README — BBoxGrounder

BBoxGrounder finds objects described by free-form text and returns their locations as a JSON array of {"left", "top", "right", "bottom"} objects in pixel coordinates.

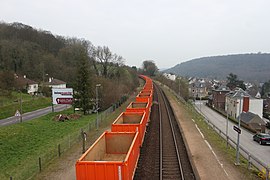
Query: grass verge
[
  {"left": 0, "top": 92, "right": 137, "bottom": 180},
  {"left": 0, "top": 108, "right": 95, "bottom": 179},
  {"left": 0, "top": 92, "right": 51, "bottom": 119}
]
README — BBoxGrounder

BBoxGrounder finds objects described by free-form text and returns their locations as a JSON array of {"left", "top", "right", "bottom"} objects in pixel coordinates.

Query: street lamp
[
  {"left": 235, "top": 93, "right": 243, "bottom": 165},
  {"left": 96, "top": 84, "right": 101, "bottom": 130}
]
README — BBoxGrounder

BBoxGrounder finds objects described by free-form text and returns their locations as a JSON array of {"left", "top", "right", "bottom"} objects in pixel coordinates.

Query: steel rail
[{"left": 155, "top": 83, "right": 185, "bottom": 180}]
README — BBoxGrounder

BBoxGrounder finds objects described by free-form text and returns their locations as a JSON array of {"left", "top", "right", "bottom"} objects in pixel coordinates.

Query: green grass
[
  {"left": 0, "top": 91, "right": 30, "bottom": 106},
  {"left": 0, "top": 90, "right": 137, "bottom": 180},
  {"left": 0, "top": 92, "right": 51, "bottom": 119},
  {"left": 0, "top": 109, "right": 96, "bottom": 179}
]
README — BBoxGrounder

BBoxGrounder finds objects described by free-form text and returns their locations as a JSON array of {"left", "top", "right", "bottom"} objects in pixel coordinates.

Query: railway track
[
  {"left": 158, "top": 84, "right": 184, "bottom": 179},
  {"left": 134, "top": 83, "right": 195, "bottom": 180}
]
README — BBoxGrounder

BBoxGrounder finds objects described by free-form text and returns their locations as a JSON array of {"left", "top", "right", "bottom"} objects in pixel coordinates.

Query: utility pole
[
  {"left": 96, "top": 84, "right": 101, "bottom": 130},
  {"left": 226, "top": 102, "right": 229, "bottom": 148},
  {"left": 235, "top": 93, "right": 243, "bottom": 165}
]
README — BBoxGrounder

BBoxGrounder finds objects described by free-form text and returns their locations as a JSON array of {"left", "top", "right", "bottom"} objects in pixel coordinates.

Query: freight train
[{"left": 76, "top": 75, "right": 153, "bottom": 180}]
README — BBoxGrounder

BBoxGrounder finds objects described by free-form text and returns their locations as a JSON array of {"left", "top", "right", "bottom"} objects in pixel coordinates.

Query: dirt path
[{"left": 166, "top": 92, "right": 258, "bottom": 180}]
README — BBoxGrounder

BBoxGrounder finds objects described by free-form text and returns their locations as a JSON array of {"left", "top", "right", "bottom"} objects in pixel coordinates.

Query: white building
[
  {"left": 225, "top": 88, "right": 263, "bottom": 119},
  {"left": 16, "top": 75, "right": 39, "bottom": 95},
  {"left": 163, "top": 73, "right": 176, "bottom": 81}
]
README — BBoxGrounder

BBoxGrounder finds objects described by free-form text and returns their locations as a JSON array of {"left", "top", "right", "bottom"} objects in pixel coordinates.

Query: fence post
[
  {"left": 69, "top": 135, "right": 71, "bottom": 148},
  {"left": 266, "top": 167, "right": 269, "bottom": 180},
  {"left": 247, "top": 154, "right": 251, "bottom": 169},
  {"left": 39, "top": 157, "right": 42, "bottom": 172},
  {"left": 81, "top": 129, "right": 86, "bottom": 154},
  {"left": 226, "top": 136, "right": 229, "bottom": 149},
  {"left": 58, "top": 144, "right": 61, "bottom": 157}
]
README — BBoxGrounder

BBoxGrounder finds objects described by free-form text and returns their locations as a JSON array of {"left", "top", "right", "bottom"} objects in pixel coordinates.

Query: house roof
[
  {"left": 226, "top": 88, "right": 251, "bottom": 99},
  {"left": 246, "top": 86, "right": 261, "bottom": 98},
  {"left": 249, "top": 123, "right": 262, "bottom": 130},
  {"left": 213, "top": 85, "right": 230, "bottom": 92},
  {"left": 44, "top": 78, "right": 66, "bottom": 86},
  {"left": 16, "top": 76, "right": 37, "bottom": 85},
  {"left": 240, "top": 112, "right": 266, "bottom": 125}
]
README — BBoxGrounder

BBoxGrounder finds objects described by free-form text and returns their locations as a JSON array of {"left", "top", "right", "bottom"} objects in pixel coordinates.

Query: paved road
[
  {"left": 194, "top": 101, "right": 270, "bottom": 169},
  {"left": 0, "top": 104, "right": 71, "bottom": 127}
]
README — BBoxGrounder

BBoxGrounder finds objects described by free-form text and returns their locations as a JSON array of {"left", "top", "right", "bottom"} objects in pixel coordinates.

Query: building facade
[
  {"left": 226, "top": 88, "right": 263, "bottom": 119},
  {"left": 212, "top": 86, "right": 230, "bottom": 111}
]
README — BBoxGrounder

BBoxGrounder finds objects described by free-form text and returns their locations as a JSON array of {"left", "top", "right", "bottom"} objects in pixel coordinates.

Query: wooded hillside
[
  {"left": 0, "top": 22, "right": 139, "bottom": 110},
  {"left": 164, "top": 54, "right": 270, "bottom": 82}
]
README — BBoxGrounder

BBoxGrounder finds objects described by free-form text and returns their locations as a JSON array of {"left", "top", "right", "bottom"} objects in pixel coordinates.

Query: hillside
[
  {"left": 164, "top": 54, "right": 270, "bottom": 82},
  {"left": 0, "top": 22, "right": 139, "bottom": 110}
]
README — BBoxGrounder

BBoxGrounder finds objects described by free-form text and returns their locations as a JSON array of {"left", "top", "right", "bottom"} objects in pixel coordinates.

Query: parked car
[{"left": 253, "top": 133, "right": 270, "bottom": 145}]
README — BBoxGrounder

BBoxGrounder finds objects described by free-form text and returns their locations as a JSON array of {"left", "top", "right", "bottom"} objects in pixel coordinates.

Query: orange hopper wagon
[
  {"left": 135, "top": 92, "right": 153, "bottom": 106},
  {"left": 76, "top": 131, "right": 140, "bottom": 180},
  {"left": 111, "top": 111, "right": 147, "bottom": 146},
  {"left": 125, "top": 101, "right": 151, "bottom": 122}
]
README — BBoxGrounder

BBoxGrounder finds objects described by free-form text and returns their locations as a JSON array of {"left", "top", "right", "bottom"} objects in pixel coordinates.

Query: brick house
[{"left": 212, "top": 85, "right": 230, "bottom": 111}]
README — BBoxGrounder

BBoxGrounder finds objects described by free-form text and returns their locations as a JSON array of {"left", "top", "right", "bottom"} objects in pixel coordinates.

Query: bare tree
[
  {"left": 93, "top": 46, "right": 124, "bottom": 78},
  {"left": 142, "top": 60, "right": 158, "bottom": 76}
]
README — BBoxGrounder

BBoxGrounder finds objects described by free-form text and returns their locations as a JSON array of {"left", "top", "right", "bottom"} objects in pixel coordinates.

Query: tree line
[{"left": 0, "top": 22, "right": 139, "bottom": 113}]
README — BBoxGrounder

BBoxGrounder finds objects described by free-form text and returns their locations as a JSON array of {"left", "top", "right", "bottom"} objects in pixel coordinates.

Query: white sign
[
  {"left": 52, "top": 88, "right": 73, "bottom": 105},
  {"left": 15, "top": 110, "right": 21, "bottom": 117}
]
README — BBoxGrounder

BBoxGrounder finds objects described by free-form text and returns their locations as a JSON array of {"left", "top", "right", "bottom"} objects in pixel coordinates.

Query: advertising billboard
[{"left": 52, "top": 88, "right": 73, "bottom": 105}]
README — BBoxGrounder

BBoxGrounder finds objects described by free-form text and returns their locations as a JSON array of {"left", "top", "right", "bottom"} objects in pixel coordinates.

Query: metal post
[
  {"left": 200, "top": 95, "right": 202, "bottom": 112},
  {"left": 20, "top": 91, "right": 22, "bottom": 123},
  {"left": 81, "top": 129, "right": 86, "bottom": 153},
  {"left": 226, "top": 103, "right": 229, "bottom": 148},
  {"left": 69, "top": 135, "right": 71, "bottom": 148},
  {"left": 58, "top": 144, "right": 61, "bottom": 157},
  {"left": 178, "top": 78, "right": 181, "bottom": 98},
  {"left": 235, "top": 94, "right": 242, "bottom": 165},
  {"left": 52, "top": 103, "right": 54, "bottom": 112},
  {"left": 96, "top": 84, "right": 101, "bottom": 130},
  {"left": 39, "top": 157, "right": 42, "bottom": 172},
  {"left": 248, "top": 154, "right": 251, "bottom": 169}
]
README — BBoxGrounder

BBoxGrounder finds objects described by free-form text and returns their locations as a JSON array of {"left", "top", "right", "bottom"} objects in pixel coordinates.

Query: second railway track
[{"left": 135, "top": 82, "right": 195, "bottom": 180}]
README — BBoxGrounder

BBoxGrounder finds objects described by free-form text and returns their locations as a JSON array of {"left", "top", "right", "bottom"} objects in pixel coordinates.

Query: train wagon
[
  {"left": 76, "top": 131, "right": 140, "bottom": 180},
  {"left": 126, "top": 101, "right": 151, "bottom": 121},
  {"left": 111, "top": 111, "right": 147, "bottom": 146},
  {"left": 135, "top": 92, "right": 153, "bottom": 106},
  {"left": 140, "top": 89, "right": 152, "bottom": 94}
]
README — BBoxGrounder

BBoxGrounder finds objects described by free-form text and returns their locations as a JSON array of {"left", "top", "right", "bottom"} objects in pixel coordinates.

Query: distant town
[{"left": 163, "top": 72, "right": 270, "bottom": 132}]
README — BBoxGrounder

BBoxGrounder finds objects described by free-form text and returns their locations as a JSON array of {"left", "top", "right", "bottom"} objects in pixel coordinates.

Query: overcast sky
[{"left": 1, "top": 0, "right": 270, "bottom": 69}]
